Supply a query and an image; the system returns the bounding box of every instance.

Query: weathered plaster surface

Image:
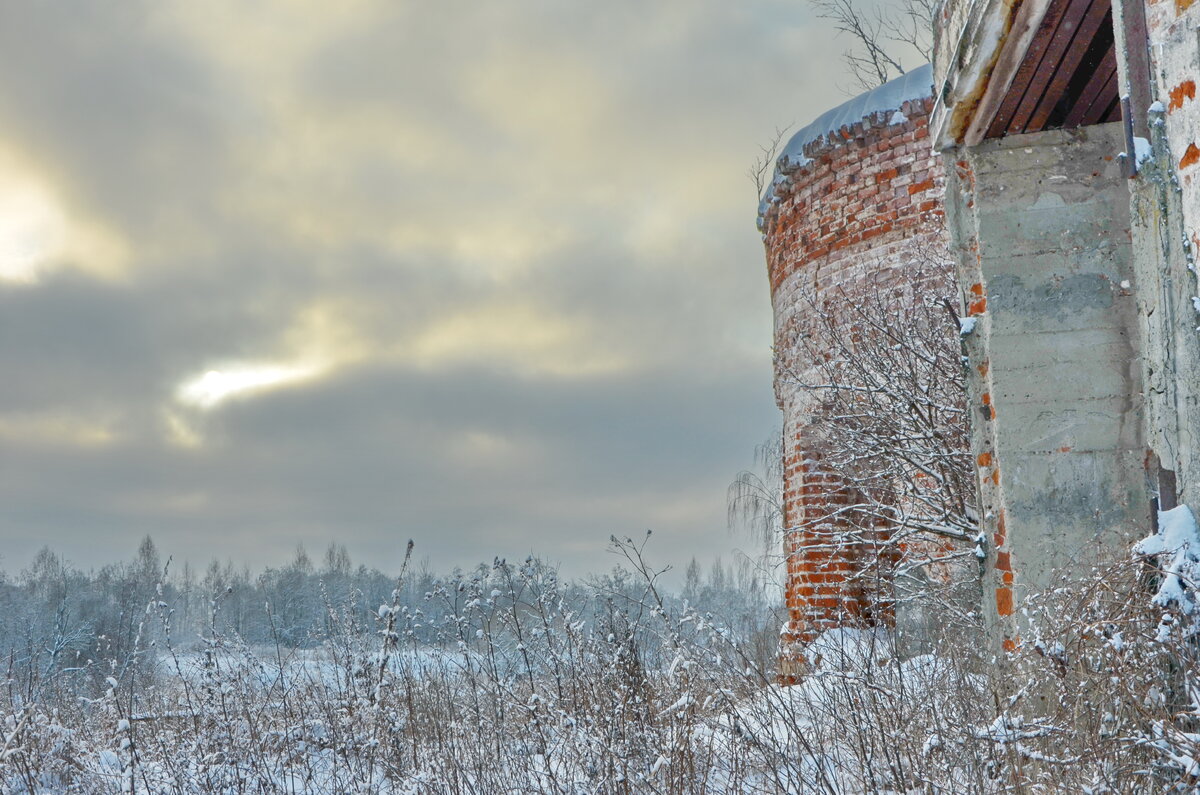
[1143,0,1200,200]
[1120,0,1200,510]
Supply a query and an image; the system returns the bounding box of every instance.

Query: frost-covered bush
[0,537,794,793]
[982,510,1200,792]
[5,528,1200,793]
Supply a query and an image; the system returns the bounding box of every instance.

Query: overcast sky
[0,0,864,581]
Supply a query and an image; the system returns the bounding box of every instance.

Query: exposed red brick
[1169,80,1196,112]
[996,587,1014,617]
[765,95,952,663]
[1180,143,1200,170]
[908,178,936,195]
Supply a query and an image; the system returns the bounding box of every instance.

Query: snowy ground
[6,516,1200,792]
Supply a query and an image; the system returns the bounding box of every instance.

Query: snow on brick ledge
[760,62,949,681]
[757,64,935,230]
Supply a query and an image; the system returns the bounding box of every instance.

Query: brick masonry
[759,94,953,677]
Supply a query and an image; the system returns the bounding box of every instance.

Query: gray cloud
[0,0,849,580]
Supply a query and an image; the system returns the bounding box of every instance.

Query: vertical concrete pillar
[1114,0,1200,514]
[943,123,1149,654]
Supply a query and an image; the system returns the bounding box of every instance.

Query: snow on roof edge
[757,64,934,230]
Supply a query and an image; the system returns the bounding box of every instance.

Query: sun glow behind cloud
[176,362,325,410]
[0,147,129,284]
[165,303,371,447]
[0,170,67,283]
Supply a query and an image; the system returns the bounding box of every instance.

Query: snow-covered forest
[4,528,1200,792]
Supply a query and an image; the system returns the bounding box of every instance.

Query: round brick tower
[757,65,952,678]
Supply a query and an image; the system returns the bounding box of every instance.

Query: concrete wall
[1114,0,1200,514]
[943,122,1149,652]
[1128,113,1200,515]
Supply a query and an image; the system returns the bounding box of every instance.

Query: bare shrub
[4,529,1198,793]
[771,246,979,651]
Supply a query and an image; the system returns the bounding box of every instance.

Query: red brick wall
[760,96,950,676]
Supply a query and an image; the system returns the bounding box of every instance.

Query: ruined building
[757,67,958,676]
[762,0,1200,666]
[935,0,1200,652]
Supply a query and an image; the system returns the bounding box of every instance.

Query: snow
[1149,100,1166,113]
[775,64,934,171]
[1133,504,1200,613]
[758,64,934,228]
[959,316,978,336]
[1133,136,1153,165]
[803,626,894,671]
[96,750,121,773]
[973,714,1055,743]
[657,692,695,718]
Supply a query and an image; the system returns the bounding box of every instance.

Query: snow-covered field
[5,521,1200,792]
[4,627,984,794]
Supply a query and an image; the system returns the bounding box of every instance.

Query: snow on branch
[1134,504,1200,615]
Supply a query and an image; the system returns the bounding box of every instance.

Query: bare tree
[777,254,977,594]
[727,435,785,562]
[811,0,937,90]
[749,125,792,198]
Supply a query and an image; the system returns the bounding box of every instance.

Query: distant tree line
[0,535,783,696]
